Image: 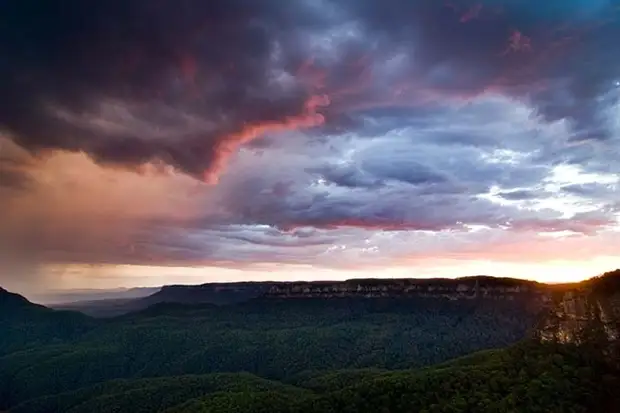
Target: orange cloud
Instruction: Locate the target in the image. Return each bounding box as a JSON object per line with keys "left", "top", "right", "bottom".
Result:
{"left": 0, "top": 148, "right": 208, "bottom": 271}
{"left": 204, "top": 94, "right": 330, "bottom": 183}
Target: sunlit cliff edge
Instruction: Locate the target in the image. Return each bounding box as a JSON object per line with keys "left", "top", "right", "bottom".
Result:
{"left": 49, "top": 272, "right": 620, "bottom": 322}
{"left": 155, "top": 273, "right": 620, "bottom": 350}
{"left": 264, "top": 276, "right": 550, "bottom": 301}
{"left": 535, "top": 270, "right": 620, "bottom": 364}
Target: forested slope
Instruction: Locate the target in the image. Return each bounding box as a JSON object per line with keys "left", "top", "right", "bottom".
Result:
{"left": 0, "top": 288, "right": 95, "bottom": 356}
{"left": 0, "top": 296, "right": 539, "bottom": 408}
{"left": 9, "top": 343, "right": 619, "bottom": 413}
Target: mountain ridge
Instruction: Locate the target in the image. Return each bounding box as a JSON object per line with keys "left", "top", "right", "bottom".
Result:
{"left": 0, "top": 285, "right": 42, "bottom": 311}
{"left": 30, "top": 270, "right": 620, "bottom": 319}
{"left": 49, "top": 275, "right": 546, "bottom": 317}
{"left": 1, "top": 272, "right": 619, "bottom": 412}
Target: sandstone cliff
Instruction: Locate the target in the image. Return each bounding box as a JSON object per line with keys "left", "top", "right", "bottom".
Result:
{"left": 264, "top": 276, "right": 550, "bottom": 302}
{"left": 536, "top": 270, "right": 620, "bottom": 364}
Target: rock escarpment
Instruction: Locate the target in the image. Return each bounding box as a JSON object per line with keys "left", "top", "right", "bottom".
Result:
{"left": 265, "top": 276, "right": 551, "bottom": 303}
{"left": 536, "top": 270, "right": 620, "bottom": 365}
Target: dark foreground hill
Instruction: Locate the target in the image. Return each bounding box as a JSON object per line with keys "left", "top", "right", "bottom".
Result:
{"left": 1, "top": 271, "right": 620, "bottom": 412}
{"left": 8, "top": 342, "right": 619, "bottom": 413}
{"left": 0, "top": 288, "right": 95, "bottom": 356}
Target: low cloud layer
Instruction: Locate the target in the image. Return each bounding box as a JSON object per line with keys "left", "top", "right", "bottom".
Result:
{"left": 1, "top": 1, "right": 619, "bottom": 290}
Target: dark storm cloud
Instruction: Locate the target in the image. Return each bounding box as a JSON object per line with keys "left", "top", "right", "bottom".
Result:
{"left": 345, "top": 0, "right": 620, "bottom": 94}
{"left": 497, "top": 189, "right": 546, "bottom": 201}
{"left": 203, "top": 90, "right": 619, "bottom": 241}
{"left": 334, "top": 0, "right": 620, "bottom": 149}
{"left": 0, "top": 0, "right": 329, "bottom": 178}
{"left": 1, "top": 0, "right": 619, "bottom": 180}
{"left": 1, "top": 0, "right": 620, "bottom": 276}
{"left": 212, "top": 151, "right": 540, "bottom": 234}
{"left": 307, "top": 163, "right": 384, "bottom": 189}
{"left": 12, "top": 221, "right": 338, "bottom": 266}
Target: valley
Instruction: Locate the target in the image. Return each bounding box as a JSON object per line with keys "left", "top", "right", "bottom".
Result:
{"left": 1, "top": 272, "right": 619, "bottom": 412}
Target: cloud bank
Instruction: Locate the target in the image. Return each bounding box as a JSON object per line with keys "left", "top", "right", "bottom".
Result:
{"left": 1, "top": 0, "right": 619, "bottom": 290}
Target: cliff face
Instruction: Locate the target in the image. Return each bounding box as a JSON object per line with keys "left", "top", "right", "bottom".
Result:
{"left": 265, "top": 276, "right": 551, "bottom": 303}
{"left": 65, "top": 277, "right": 558, "bottom": 317}
{"left": 536, "top": 271, "right": 620, "bottom": 364}
{"left": 141, "top": 277, "right": 555, "bottom": 306}
{"left": 142, "top": 282, "right": 276, "bottom": 306}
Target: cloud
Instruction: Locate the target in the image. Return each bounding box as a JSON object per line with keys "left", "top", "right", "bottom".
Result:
{"left": 0, "top": 0, "right": 332, "bottom": 180}
{"left": 0, "top": 148, "right": 210, "bottom": 292}
{"left": 561, "top": 182, "right": 619, "bottom": 198}
{"left": 0, "top": 166, "right": 32, "bottom": 191}
{"left": 206, "top": 95, "right": 619, "bottom": 239}
{"left": 1, "top": 0, "right": 619, "bottom": 180}
{"left": 1, "top": 1, "right": 620, "bottom": 289}
{"left": 497, "top": 189, "right": 547, "bottom": 201}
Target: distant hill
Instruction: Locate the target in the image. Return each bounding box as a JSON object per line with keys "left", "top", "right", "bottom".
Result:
{"left": 51, "top": 282, "right": 276, "bottom": 317}
{"left": 141, "top": 282, "right": 276, "bottom": 305}
{"left": 31, "top": 287, "right": 161, "bottom": 305}
{"left": 50, "top": 297, "right": 145, "bottom": 318}
{"left": 51, "top": 276, "right": 549, "bottom": 318}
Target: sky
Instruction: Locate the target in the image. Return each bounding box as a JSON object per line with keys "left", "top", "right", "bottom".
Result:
{"left": 1, "top": 0, "right": 620, "bottom": 294}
